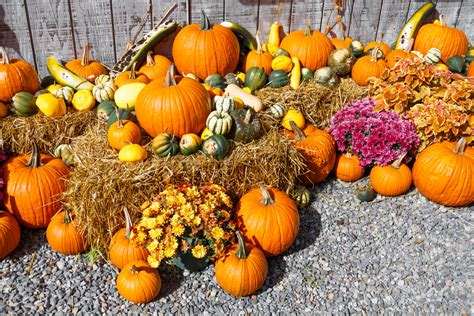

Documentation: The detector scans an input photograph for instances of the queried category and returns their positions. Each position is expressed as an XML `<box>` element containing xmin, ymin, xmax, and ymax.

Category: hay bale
<box><xmin>63</xmin><ymin>124</ymin><xmax>305</xmax><ymax>253</ymax></box>
<box><xmin>0</xmin><ymin>109</ymin><xmax>97</xmax><ymax>155</ymax></box>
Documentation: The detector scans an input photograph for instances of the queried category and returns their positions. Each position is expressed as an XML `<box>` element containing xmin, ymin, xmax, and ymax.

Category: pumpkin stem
<box><xmin>370</xmin><ymin>47</ymin><xmax>381</xmax><ymax>63</ymax></box>
<box><xmin>200</xmin><ymin>10</ymin><xmax>212</xmax><ymax>31</ymax></box>
<box><xmin>130</xmin><ymin>264</ymin><xmax>139</xmax><ymax>275</ymax></box>
<box><xmin>0</xmin><ymin>47</ymin><xmax>10</xmax><ymax>65</ymax></box>
<box><xmin>164</xmin><ymin>64</ymin><xmax>177</xmax><ymax>87</ymax></box>
<box><xmin>235</xmin><ymin>231</ymin><xmax>248</xmax><ymax>259</ymax></box>
<box><xmin>304</xmin><ymin>24</ymin><xmax>312</xmax><ymax>36</ymax></box>
<box><xmin>289</xmin><ymin>121</ymin><xmax>306</xmax><ymax>141</ymax></box>
<box><xmin>81</xmin><ymin>42</ymin><xmax>90</xmax><ymax>66</ymax></box>
<box><xmin>63</xmin><ymin>209</ymin><xmax>72</xmax><ymax>224</ymax></box>
<box><xmin>439</xmin><ymin>15</ymin><xmax>446</xmax><ymax>27</ymax></box>
<box><xmin>244</xmin><ymin>109</ymin><xmax>252</xmax><ymax>124</ymax></box>
<box><xmin>259</xmin><ymin>185</ymin><xmax>275</xmax><ymax>206</ymax></box>
<box><xmin>454</xmin><ymin>138</ymin><xmax>467</xmax><ymax>155</ymax></box>
<box><xmin>129</xmin><ymin>62</ymin><xmax>138</xmax><ymax>79</ymax></box>
<box><xmin>255</xmin><ymin>30</ymin><xmax>263</xmax><ymax>54</ymax></box>
<box><xmin>114</xmin><ymin>106</ymin><xmax>124</xmax><ymax>128</ymax></box>
<box><xmin>391</xmin><ymin>152</ymin><xmax>407</xmax><ymax>169</ymax></box>
<box><xmin>123</xmin><ymin>206</ymin><xmax>133</xmax><ymax>239</ymax></box>
<box><xmin>26</xmin><ymin>142</ymin><xmax>42</xmax><ymax>168</ymax></box>
<box><xmin>146</xmin><ymin>51</ymin><xmax>155</xmax><ymax>66</ymax></box>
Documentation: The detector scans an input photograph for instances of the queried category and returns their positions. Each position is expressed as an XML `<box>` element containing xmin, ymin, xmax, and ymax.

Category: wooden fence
<box><xmin>1</xmin><ymin>0</ymin><xmax>472</xmax><ymax>77</ymax></box>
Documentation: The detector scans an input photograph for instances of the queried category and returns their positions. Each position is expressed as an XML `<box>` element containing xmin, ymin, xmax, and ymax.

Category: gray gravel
<box><xmin>1</xmin><ymin>177</ymin><xmax>472</xmax><ymax>314</ymax></box>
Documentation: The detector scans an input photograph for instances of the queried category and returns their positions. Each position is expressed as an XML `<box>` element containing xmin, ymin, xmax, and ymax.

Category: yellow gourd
<box><xmin>118</xmin><ymin>144</ymin><xmax>148</xmax><ymax>162</ymax></box>
<box><xmin>281</xmin><ymin>109</ymin><xmax>305</xmax><ymax>130</ymax></box>
<box><xmin>72</xmin><ymin>90</ymin><xmax>95</xmax><ymax>111</ymax></box>
<box><xmin>114</xmin><ymin>82</ymin><xmax>146</xmax><ymax>111</ymax></box>
<box><xmin>46</xmin><ymin>83</ymin><xmax>63</xmax><ymax>93</ymax></box>
<box><xmin>36</xmin><ymin>93</ymin><xmax>67</xmax><ymax>117</ymax></box>
<box><xmin>290</xmin><ymin>57</ymin><xmax>301</xmax><ymax>90</ymax></box>
<box><xmin>200</xmin><ymin>128</ymin><xmax>214</xmax><ymax>141</ymax></box>
<box><xmin>271</xmin><ymin>55</ymin><xmax>293</xmax><ymax>73</ymax></box>
<box><xmin>268</xmin><ymin>21</ymin><xmax>280</xmax><ymax>47</ymax></box>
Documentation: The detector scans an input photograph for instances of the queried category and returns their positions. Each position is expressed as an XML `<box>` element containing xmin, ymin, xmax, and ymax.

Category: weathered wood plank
<box><xmin>347</xmin><ymin>0</ymin><xmax>383</xmax><ymax>44</ymax></box>
<box><xmin>258</xmin><ymin>0</ymin><xmax>293</xmax><ymax>41</ymax></box>
<box><xmin>290</xmin><ymin>0</ymin><xmax>325</xmax><ymax>33</ymax></box>
<box><xmin>70</xmin><ymin>0</ymin><xmax>115</xmax><ymax>68</ymax></box>
<box><xmin>152</xmin><ymin>0</ymin><xmax>187</xmax><ymax>25</ymax></box>
<box><xmin>375</xmin><ymin>0</ymin><xmax>411</xmax><ymax>45</ymax></box>
<box><xmin>189</xmin><ymin>0</ymin><xmax>225</xmax><ymax>25</ymax></box>
<box><xmin>435</xmin><ymin>0</ymin><xmax>463</xmax><ymax>28</ymax></box>
<box><xmin>455</xmin><ymin>0</ymin><xmax>473</xmax><ymax>42</ymax></box>
<box><xmin>321</xmin><ymin>0</ymin><xmax>353</xmax><ymax>40</ymax></box>
<box><xmin>25</xmin><ymin>0</ymin><xmax>76</xmax><ymax>77</ymax></box>
<box><xmin>224</xmin><ymin>0</ymin><xmax>259</xmax><ymax>36</ymax></box>
<box><xmin>0</xmin><ymin>0</ymin><xmax>35</xmax><ymax>69</ymax></box>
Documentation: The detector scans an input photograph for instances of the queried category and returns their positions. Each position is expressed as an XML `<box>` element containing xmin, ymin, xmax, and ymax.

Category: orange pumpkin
<box><xmin>0</xmin><ymin>211</ymin><xmax>21</xmax><ymax>260</ymax></box>
<box><xmin>214</xmin><ymin>231</ymin><xmax>268</xmax><ymax>297</ymax></box>
<box><xmin>243</xmin><ymin>31</ymin><xmax>273</xmax><ymax>75</ymax></box>
<box><xmin>0</xmin><ymin>47</ymin><xmax>40</xmax><ymax>102</ymax></box>
<box><xmin>172</xmin><ymin>10</ymin><xmax>240</xmax><ymax>80</ymax></box>
<box><xmin>280</xmin><ymin>25</ymin><xmax>334</xmax><ymax>72</ymax></box>
<box><xmin>139</xmin><ymin>51</ymin><xmax>172</xmax><ymax>81</ymax></box>
<box><xmin>115</xmin><ymin>62</ymin><xmax>150</xmax><ymax>88</ymax></box>
<box><xmin>107</xmin><ymin>108</ymin><xmax>142</xmax><ymax>150</ymax></box>
<box><xmin>467</xmin><ymin>62</ymin><xmax>474</xmax><ymax>77</ymax></box>
<box><xmin>364</xmin><ymin>41</ymin><xmax>391</xmax><ymax>57</ymax></box>
<box><xmin>46</xmin><ymin>210</ymin><xmax>86</xmax><ymax>255</ymax></box>
<box><xmin>116</xmin><ymin>260</ymin><xmax>161</xmax><ymax>304</ymax></box>
<box><xmin>0</xmin><ymin>102</ymin><xmax>9</xmax><ymax>118</ymax></box>
<box><xmin>235</xmin><ymin>185</ymin><xmax>299</xmax><ymax>257</ymax></box>
<box><xmin>135</xmin><ymin>64</ymin><xmax>211</xmax><ymax>138</ymax></box>
<box><xmin>334</xmin><ymin>153</ymin><xmax>365</xmax><ymax>182</ymax></box>
<box><xmin>3</xmin><ymin>143</ymin><xmax>70</xmax><ymax>228</ymax></box>
<box><xmin>386</xmin><ymin>49</ymin><xmax>416</xmax><ymax>68</ymax></box>
<box><xmin>414</xmin><ymin>16</ymin><xmax>468</xmax><ymax>63</ymax></box>
<box><xmin>109</xmin><ymin>207</ymin><xmax>149</xmax><ymax>270</ymax></box>
<box><xmin>413</xmin><ymin>138</ymin><xmax>474</xmax><ymax>207</ymax></box>
<box><xmin>370</xmin><ymin>155</ymin><xmax>412</xmax><ymax>197</ymax></box>
<box><xmin>65</xmin><ymin>43</ymin><xmax>107</xmax><ymax>83</ymax></box>
<box><xmin>352</xmin><ymin>47</ymin><xmax>387</xmax><ymax>86</ymax></box>
<box><xmin>331</xmin><ymin>37</ymin><xmax>353</xmax><ymax>49</ymax></box>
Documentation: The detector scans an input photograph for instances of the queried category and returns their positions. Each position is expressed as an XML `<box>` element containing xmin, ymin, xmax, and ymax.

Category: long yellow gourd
<box><xmin>268</xmin><ymin>21</ymin><xmax>280</xmax><ymax>47</ymax></box>
<box><xmin>290</xmin><ymin>57</ymin><xmax>301</xmax><ymax>90</ymax></box>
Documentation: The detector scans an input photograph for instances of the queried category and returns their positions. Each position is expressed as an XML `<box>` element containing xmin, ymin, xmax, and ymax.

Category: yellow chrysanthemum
<box><xmin>192</xmin><ymin>216</ymin><xmax>201</xmax><ymax>226</ymax></box>
<box><xmin>191</xmin><ymin>245</ymin><xmax>207</xmax><ymax>259</ymax></box>
<box><xmin>167</xmin><ymin>236</ymin><xmax>179</xmax><ymax>250</ymax></box>
<box><xmin>141</xmin><ymin>201</ymin><xmax>151</xmax><ymax>210</ymax></box>
<box><xmin>136</xmin><ymin>230</ymin><xmax>148</xmax><ymax>242</ymax></box>
<box><xmin>142</xmin><ymin>208</ymin><xmax>152</xmax><ymax>217</ymax></box>
<box><xmin>146</xmin><ymin>240</ymin><xmax>159</xmax><ymax>252</ymax></box>
<box><xmin>171</xmin><ymin>224</ymin><xmax>185</xmax><ymax>236</ymax></box>
<box><xmin>147</xmin><ymin>255</ymin><xmax>160</xmax><ymax>268</ymax></box>
<box><xmin>164</xmin><ymin>247</ymin><xmax>176</xmax><ymax>258</ymax></box>
<box><xmin>150</xmin><ymin>201</ymin><xmax>160</xmax><ymax>211</ymax></box>
<box><xmin>149</xmin><ymin>228</ymin><xmax>163</xmax><ymax>239</ymax></box>
<box><xmin>170</xmin><ymin>214</ymin><xmax>180</xmax><ymax>225</ymax></box>
<box><xmin>211</xmin><ymin>227</ymin><xmax>225</xmax><ymax>240</ymax></box>
<box><xmin>155</xmin><ymin>215</ymin><xmax>166</xmax><ymax>226</ymax></box>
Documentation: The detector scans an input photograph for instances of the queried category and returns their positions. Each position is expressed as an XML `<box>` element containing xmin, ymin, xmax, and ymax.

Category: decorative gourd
<box><xmin>435</xmin><ymin>63</ymin><xmax>449</xmax><ymax>72</ymax></box>
<box><xmin>270</xmin><ymin>103</ymin><xmax>285</xmax><ymax>118</ymax></box>
<box><xmin>224</xmin><ymin>73</ymin><xmax>242</xmax><ymax>87</ymax></box>
<box><xmin>0</xmin><ymin>47</ymin><xmax>40</xmax><ymax>102</ymax></box>
<box><xmin>314</xmin><ymin>67</ymin><xmax>340</xmax><ymax>87</ymax></box>
<box><xmin>97</xmin><ymin>100</ymin><xmax>116</xmax><ymax>121</ymax></box>
<box><xmin>328</xmin><ymin>48</ymin><xmax>356</xmax><ymax>76</ymax></box>
<box><xmin>280</xmin><ymin>25</ymin><xmax>334</xmax><ymax>71</ymax></box>
<box><xmin>228</xmin><ymin>109</ymin><xmax>262</xmax><ymax>143</ymax></box>
<box><xmin>117</xmin><ymin>260</ymin><xmax>161</xmax><ymax>304</ymax></box>
<box><xmin>11</xmin><ymin>91</ymin><xmax>37</xmax><ymax>116</ymax></box>
<box><xmin>467</xmin><ymin>62</ymin><xmax>474</xmax><ymax>77</ymax></box>
<box><xmin>109</xmin><ymin>207</ymin><xmax>149</xmax><ymax>270</ymax></box>
<box><xmin>244</xmin><ymin>67</ymin><xmax>267</xmax><ymax>92</ymax></box>
<box><xmin>291</xmin><ymin>185</ymin><xmax>311</xmax><ymax>209</ymax></box>
<box><xmin>334</xmin><ymin>153</ymin><xmax>365</xmax><ymax>182</ymax></box>
<box><xmin>114</xmin><ymin>82</ymin><xmax>146</xmax><ymax>111</ymax></box>
<box><xmin>423</xmin><ymin>48</ymin><xmax>442</xmax><ymax>65</ymax></box>
<box><xmin>136</xmin><ymin>65</ymin><xmax>211</xmax><ymax>138</ymax></box>
<box><xmin>54</xmin><ymin>144</ymin><xmax>76</xmax><ymax>167</ymax></box>
<box><xmin>350</xmin><ymin>40</ymin><xmax>364</xmax><ymax>57</ymax></box>
<box><xmin>202</xmin><ymin>134</ymin><xmax>230</xmax><ymax>160</ymax></box>
<box><xmin>107</xmin><ymin>109</ymin><xmax>142</xmax><ymax>150</ymax></box>
<box><xmin>290</xmin><ymin>57</ymin><xmax>301</xmax><ymax>90</ymax></box>
<box><xmin>65</xmin><ymin>43</ymin><xmax>107</xmax><ymax>83</ymax></box>
<box><xmin>236</xmin><ymin>185</ymin><xmax>299</xmax><ymax>256</ymax></box>
<box><xmin>282</xmin><ymin>109</ymin><xmax>305</xmax><ymax>130</ymax></box>
<box><xmin>446</xmin><ymin>55</ymin><xmax>465</xmax><ymax>73</ymax></box>
<box><xmin>201</xmin><ymin>128</ymin><xmax>214</xmax><ymax>140</ymax></box>
<box><xmin>107</xmin><ymin>107</ymin><xmax>129</xmax><ymax>129</ymax></box>
<box><xmin>271</xmin><ymin>55</ymin><xmax>293</xmax><ymax>73</ymax></box>
<box><xmin>46</xmin><ymin>83</ymin><xmax>63</xmax><ymax>93</ymax></box>
<box><xmin>172</xmin><ymin>10</ymin><xmax>240</xmax><ymax>80</ymax></box>
<box><xmin>288</xmin><ymin>121</ymin><xmax>336</xmax><ymax>185</ymax></box>
<box><xmin>413</xmin><ymin>16</ymin><xmax>468</xmax><ymax>62</ymax></box>
<box><xmin>273</xmin><ymin>48</ymin><xmax>289</xmax><ymax>57</ymax></box>
<box><xmin>301</xmin><ymin>68</ymin><xmax>314</xmax><ymax>81</ymax></box>
<box><xmin>370</xmin><ymin>154</ymin><xmax>412</xmax><ymax>197</ymax></box>
<box><xmin>214</xmin><ymin>231</ymin><xmax>268</xmax><ymax>297</ymax></box>
<box><xmin>0</xmin><ymin>211</ymin><xmax>20</xmax><ymax>260</ymax></box>
<box><xmin>118</xmin><ymin>144</ymin><xmax>148</xmax><ymax>163</ymax></box>
<box><xmin>150</xmin><ymin>133</ymin><xmax>180</xmax><ymax>157</ymax></box>
<box><xmin>139</xmin><ymin>51</ymin><xmax>171</xmax><ymax>81</ymax></box>
<box><xmin>92</xmin><ymin>82</ymin><xmax>116</xmax><ymax>103</ymax></box>
<box><xmin>355</xmin><ymin>185</ymin><xmax>376</xmax><ymax>202</ymax></box>
<box><xmin>3</xmin><ymin>142</ymin><xmax>70</xmax><ymax>228</ymax></box>
<box><xmin>115</xmin><ymin>62</ymin><xmax>150</xmax><ymax>88</ymax></box>
<box><xmin>243</xmin><ymin>30</ymin><xmax>273</xmax><ymax>75</ymax></box>
<box><xmin>213</xmin><ymin>96</ymin><xmax>236</xmax><ymax>112</ymax></box>
<box><xmin>36</xmin><ymin>93</ymin><xmax>67</xmax><ymax>117</ymax></box>
<box><xmin>53</xmin><ymin>86</ymin><xmax>75</xmax><ymax>105</ymax></box>
<box><xmin>224</xmin><ymin>84</ymin><xmax>263</xmax><ymax>112</ymax></box>
<box><xmin>46</xmin><ymin>210</ymin><xmax>86</xmax><ymax>255</ymax></box>
<box><xmin>0</xmin><ymin>102</ymin><xmax>8</xmax><ymax>118</ymax></box>
<box><xmin>206</xmin><ymin>110</ymin><xmax>233</xmax><ymax>135</ymax></box>
<box><xmin>364</xmin><ymin>41</ymin><xmax>391</xmax><ymax>57</ymax></box>
<box><xmin>351</xmin><ymin>47</ymin><xmax>387</xmax><ymax>86</ymax></box>
<box><xmin>95</xmin><ymin>74</ymin><xmax>112</xmax><ymax>85</ymax></box>
<box><xmin>179</xmin><ymin>133</ymin><xmax>202</xmax><ymax>156</ymax></box>
<box><xmin>268</xmin><ymin>70</ymin><xmax>289</xmax><ymax>88</ymax></box>
<box><xmin>72</xmin><ymin>89</ymin><xmax>95</xmax><ymax>111</ymax></box>
<box><xmin>412</xmin><ymin>138</ymin><xmax>473</xmax><ymax>207</ymax></box>
<box><xmin>204</xmin><ymin>74</ymin><xmax>225</xmax><ymax>89</ymax></box>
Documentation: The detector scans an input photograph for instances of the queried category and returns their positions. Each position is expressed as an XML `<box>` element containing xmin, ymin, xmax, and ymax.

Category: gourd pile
<box><xmin>0</xmin><ymin>1</ymin><xmax>473</xmax><ymax>305</ymax></box>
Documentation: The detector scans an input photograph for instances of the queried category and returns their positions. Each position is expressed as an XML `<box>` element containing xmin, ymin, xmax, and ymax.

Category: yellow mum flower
<box><xmin>142</xmin><ymin>208</ymin><xmax>152</xmax><ymax>217</ymax></box>
<box><xmin>168</xmin><ymin>236</ymin><xmax>179</xmax><ymax>250</ymax></box>
<box><xmin>171</xmin><ymin>224</ymin><xmax>185</xmax><ymax>236</ymax></box>
<box><xmin>164</xmin><ymin>247</ymin><xmax>176</xmax><ymax>258</ymax></box>
<box><xmin>136</xmin><ymin>230</ymin><xmax>147</xmax><ymax>242</ymax></box>
<box><xmin>149</xmin><ymin>228</ymin><xmax>163</xmax><ymax>239</ymax></box>
<box><xmin>193</xmin><ymin>216</ymin><xmax>201</xmax><ymax>226</ymax></box>
<box><xmin>150</xmin><ymin>201</ymin><xmax>160</xmax><ymax>211</ymax></box>
<box><xmin>211</xmin><ymin>227</ymin><xmax>225</xmax><ymax>240</ymax></box>
<box><xmin>141</xmin><ymin>201</ymin><xmax>151</xmax><ymax>210</ymax></box>
<box><xmin>147</xmin><ymin>240</ymin><xmax>159</xmax><ymax>252</ymax></box>
<box><xmin>147</xmin><ymin>255</ymin><xmax>160</xmax><ymax>268</ymax></box>
<box><xmin>170</xmin><ymin>214</ymin><xmax>180</xmax><ymax>225</ymax></box>
<box><xmin>155</xmin><ymin>215</ymin><xmax>166</xmax><ymax>226</ymax></box>
<box><xmin>191</xmin><ymin>245</ymin><xmax>207</xmax><ymax>259</ymax></box>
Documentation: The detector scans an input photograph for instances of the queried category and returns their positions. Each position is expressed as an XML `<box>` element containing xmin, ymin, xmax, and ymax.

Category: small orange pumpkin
<box><xmin>352</xmin><ymin>47</ymin><xmax>387</xmax><ymax>86</ymax></box>
<box><xmin>364</xmin><ymin>41</ymin><xmax>391</xmax><ymax>57</ymax></box>
<box><xmin>0</xmin><ymin>102</ymin><xmax>9</xmax><ymax>118</ymax></box>
<box><xmin>107</xmin><ymin>108</ymin><xmax>142</xmax><ymax>150</ymax></box>
<box><xmin>385</xmin><ymin>49</ymin><xmax>416</xmax><ymax>68</ymax></box>
<box><xmin>65</xmin><ymin>43</ymin><xmax>107</xmax><ymax>83</ymax></box>
<box><xmin>139</xmin><ymin>51</ymin><xmax>172</xmax><ymax>81</ymax></box>
<box><xmin>0</xmin><ymin>211</ymin><xmax>21</xmax><ymax>260</ymax></box>
<box><xmin>115</xmin><ymin>62</ymin><xmax>150</xmax><ymax>88</ymax></box>
<box><xmin>467</xmin><ymin>62</ymin><xmax>474</xmax><ymax>77</ymax></box>
<box><xmin>243</xmin><ymin>31</ymin><xmax>273</xmax><ymax>75</ymax></box>
<box><xmin>334</xmin><ymin>153</ymin><xmax>365</xmax><ymax>182</ymax></box>
<box><xmin>331</xmin><ymin>37</ymin><xmax>353</xmax><ymax>49</ymax></box>
<box><xmin>46</xmin><ymin>210</ymin><xmax>87</xmax><ymax>255</ymax></box>
<box><xmin>370</xmin><ymin>154</ymin><xmax>412</xmax><ymax>197</ymax></box>
<box><xmin>116</xmin><ymin>260</ymin><xmax>161</xmax><ymax>304</ymax></box>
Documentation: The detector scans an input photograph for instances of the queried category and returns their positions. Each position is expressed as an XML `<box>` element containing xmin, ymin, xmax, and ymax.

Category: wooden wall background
<box><xmin>1</xmin><ymin>0</ymin><xmax>472</xmax><ymax>77</ymax></box>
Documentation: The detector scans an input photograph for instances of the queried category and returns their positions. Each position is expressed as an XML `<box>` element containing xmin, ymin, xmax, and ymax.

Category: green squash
<box><xmin>97</xmin><ymin>100</ymin><xmax>117</xmax><ymax>122</ymax></box>
<box><xmin>355</xmin><ymin>185</ymin><xmax>376</xmax><ymax>202</ymax></box>
<box><xmin>179</xmin><ymin>133</ymin><xmax>202</xmax><ymax>156</ymax></box>
<box><xmin>206</xmin><ymin>110</ymin><xmax>233</xmax><ymax>135</ymax></box>
<box><xmin>202</xmin><ymin>134</ymin><xmax>230</xmax><ymax>160</ymax></box>
<box><xmin>54</xmin><ymin>144</ymin><xmax>75</xmax><ymax>167</ymax></box>
<box><xmin>268</xmin><ymin>70</ymin><xmax>289</xmax><ymax>88</ymax></box>
<box><xmin>301</xmin><ymin>68</ymin><xmax>314</xmax><ymax>81</ymax></box>
<box><xmin>273</xmin><ymin>48</ymin><xmax>289</xmax><ymax>57</ymax></box>
<box><xmin>291</xmin><ymin>185</ymin><xmax>311</xmax><ymax>209</ymax></box>
<box><xmin>244</xmin><ymin>67</ymin><xmax>267</xmax><ymax>92</ymax></box>
<box><xmin>151</xmin><ymin>133</ymin><xmax>180</xmax><ymax>157</ymax></box>
<box><xmin>227</xmin><ymin>109</ymin><xmax>263</xmax><ymax>143</ymax></box>
<box><xmin>213</xmin><ymin>95</ymin><xmax>236</xmax><ymax>112</ymax></box>
<box><xmin>270</xmin><ymin>103</ymin><xmax>285</xmax><ymax>118</ymax></box>
<box><xmin>204</xmin><ymin>74</ymin><xmax>225</xmax><ymax>89</ymax></box>
<box><xmin>446</xmin><ymin>55</ymin><xmax>465</xmax><ymax>73</ymax></box>
<box><xmin>106</xmin><ymin>107</ymin><xmax>129</xmax><ymax>128</ymax></box>
<box><xmin>350</xmin><ymin>40</ymin><xmax>364</xmax><ymax>58</ymax></box>
<box><xmin>11</xmin><ymin>92</ymin><xmax>37</xmax><ymax>117</ymax></box>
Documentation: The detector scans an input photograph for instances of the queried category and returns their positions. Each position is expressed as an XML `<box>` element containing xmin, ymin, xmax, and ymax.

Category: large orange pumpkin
<box><xmin>0</xmin><ymin>211</ymin><xmax>21</xmax><ymax>260</ymax></box>
<box><xmin>352</xmin><ymin>47</ymin><xmax>387</xmax><ymax>86</ymax></box>
<box><xmin>280</xmin><ymin>25</ymin><xmax>334</xmax><ymax>72</ymax></box>
<box><xmin>172</xmin><ymin>10</ymin><xmax>240</xmax><ymax>80</ymax></box>
<box><xmin>235</xmin><ymin>185</ymin><xmax>299</xmax><ymax>257</ymax></box>
<box><xmin>139</xmin><ymin>51</ymin><xmax>172</xmax><ymax>81</ymax></box>
<box><xmin>413</xmin><ymin>16</ymin><xmax>468</xmax><ymax>63</ymax></box>
<box><xmin>135</xmin><ymin>65</ymin><xmax>211</xmax><ymax>138</ymax></box>
<box><xmin>242</xmin><ymin>31</ymin><xmax>273</xmax><ymax>75</ymax></box>
<box><xmin>116</xmin><ymin>260</ymin><xmax>161</xmax><ymax>304</ymax></box>
<box><xmin>46</xmin><ymin>210</ymin><xmax>86</xmax><ymax>255</ymax></box>
<box><xmin>370</xmin><ymin>155</ymin><xmax>412</xmax><ymax>197</ymax></box>
<box><xmin>0</xmin><ymin>47</ymin><xmax>40</xmax><ymax>102</ymax></box>
<box><xmin>413</xmin><ymin>138</ymin><xmax>473</xmax><ymax>207</ymax></box>
<box><xmin>3</xmin><ymin>143</ymin><xmax>70</xmax><ymax>228</ymax></box>
<box><xmin>65</xmin><ymin>43</ymin><xmax>107</xmax><ymax>83</ymax></box>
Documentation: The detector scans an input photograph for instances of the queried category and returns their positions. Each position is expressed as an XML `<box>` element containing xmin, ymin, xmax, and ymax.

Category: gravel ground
<box><xmin>1</xmin><ymin>177</ymin><xmax>472</xmax><ymax>314</ymax></box>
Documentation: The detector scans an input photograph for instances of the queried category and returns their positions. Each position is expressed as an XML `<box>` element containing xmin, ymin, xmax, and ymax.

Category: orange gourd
<box><xmin>116</xmin><ymin>260</ymin><xmax>161</xmax><ymax>304</ymax></box>
<box><xmin>65</xmin><ymin>43</ymin><xmax>107</xmax><ymax>83</ymax></box>
<box><xmin>413</xmin><ymin>138</ymin><xmax>474</xmax><ymax>207</ymax></box>
<box><xmin>214</xmin><ymin>231</ymin><xmax>268</xmax><ymax>297</ymax></box>
<box><xmin>3</xmin><ymin>143</ymin><xmax>70</xmax><ymax>228</ymax></box>
<box><xmin>115</xmin><ymin>62</ymin><xmax>150</xmax><ymax>88</ymax></box>
<box><xmin>172</xmin><ymin>10</ymin><xmax>240</xmax><ymax>80</ymax></box>
<box><xmin>352</xmin><ymin>47</ymin><xmax>387</xmax><ymax>86</ymax></box>
<box><xmin>46</xmin><ymin>210</ymin><xmax>86</xmax><ymax>255</ymax></box>
<box><xmin>334</xmin><ymin>153</ymin><xmax>365</xmax><ymax>182</ymax></box>
<box><xmin>235</xmin><ymin>185</ymin><xmax>299</xmax><ymax>257</ymax></box>
<box><xmin>135</xmin><ymin>65</ymin><xmax>211</xmax><ymax>138</ymax></box>
<box><xmin>243</xmin><ymin>31</ymin><xmax>273</xmax><ymax>75</ymax></box>
<box><xmin>364</xmin><ymin>41</ymin><xmax>391</xmax><ymax>57</ymax></box>
<box><xmin>331</xmin><ymin>37</ymin><xmax>353</xmax><ymax>49</ymax></box>
<box><xmin>109</xmin><ymin>207</ymin><xmax>149</xmax><ymax>270</ymax></box>
<box><xmin>280</xmin><ymin>25</ymin><xmax>334</xmax><ymax>72</ymax></box>
<box><xmin>370</xmin><ymin>155</ymin><xmax>412</xmax><ymax>197</ymax></box>
<box><xmin>0</xmin><ymin>102</ymin><xmax>8</xmax><ymax>118</ymax></box>
<box><xmin>0</xmin><ymin>211</ymin><xmax>20</xmax><ymax>260</ymax></box>
<box><xmin>467</xmin><ymin>63</ymin><xmax>474</xmax><ymax>77</ymax></box>
<box><xmin>107</xmin><ymin>108</ymin><xmax>142</xmax><ymax>150</ymax></box>
<box><xmin>0</xmin><ymin>47</ymin><xmax>40</xmax><ymax>102</ymax></box>
<box><xmin>414</xmin><ymin>16</ymin><xmax>468</xmax><ymax>63</ymax></box>
<box><xmin>139</xmin><ymin>51</ymin><xmax>172</xmax><ymax>81</ymax></box>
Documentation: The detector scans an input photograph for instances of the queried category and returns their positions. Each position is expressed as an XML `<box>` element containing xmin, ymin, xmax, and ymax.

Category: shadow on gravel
<box><xmin>261</xmin><ymin>255</ymin><xmax>287</xmax><ymax>292</ymax></box>
<box><xmin>9</xmin><ymin>228</ymin><xmax>48</xmax><ymax>260</ymax></box>
<box><xmin>158</xmin><ymin>265</ymin><xmax>185</xmax><ymax>298</ymax></box>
